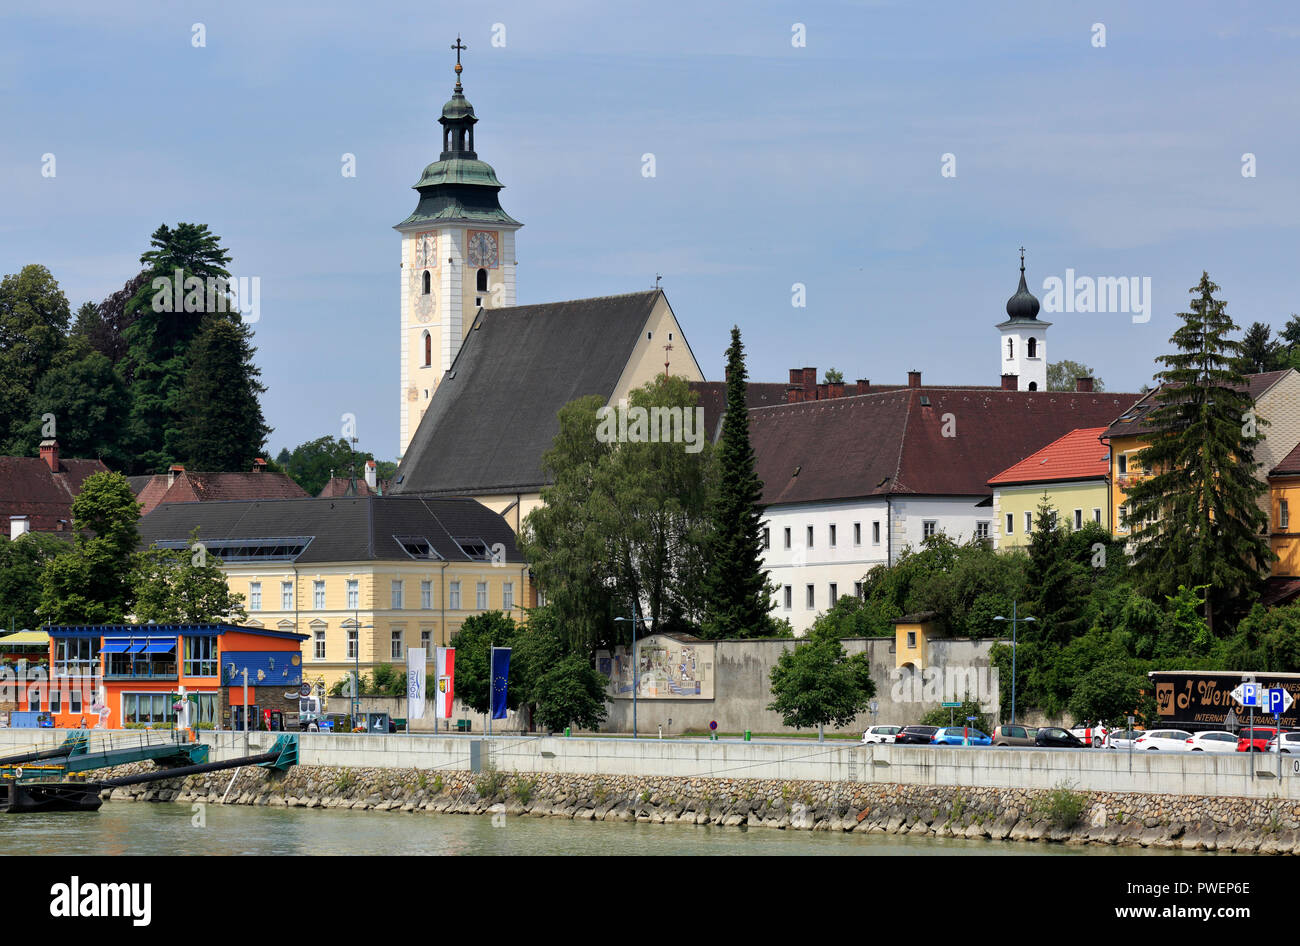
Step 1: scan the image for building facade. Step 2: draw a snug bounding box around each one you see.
[988,426,1111,549]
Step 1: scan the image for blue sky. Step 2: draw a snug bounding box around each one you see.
[3,1,1299,461]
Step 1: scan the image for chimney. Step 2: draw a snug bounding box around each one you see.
[10,516,30,540]
[365,459,378,491]
[1075,376,1094,393]
[167,464,185,487]
[39,439,59,473]
[816,383,829,400]
[786,386,804,404]
[1001,374,1018,391]
[802,367,817,397]
[828,381,845,399]
[907,370,922,389]
[856,379,870,394]
[789,368,803,386]
[251,457,267,472]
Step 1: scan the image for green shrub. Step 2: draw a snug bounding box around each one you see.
[511,777,536,805]
[475,762,506,798]
[334,770,355,792]
[431,774,444,794]
[1035,781,1086,829]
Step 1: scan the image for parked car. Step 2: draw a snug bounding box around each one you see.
[1133,729,1193,750]
[1265,731,1300,753]
[1237,727,1278,752]
[1182,731,1239,753]
[1035,726,1084,748]
[861,725,901,744]
[991,724,1036,747]
[932,727,991,746]
[894,725,940,745]
[1068,723,1109,748]
[1104,729,1142,749]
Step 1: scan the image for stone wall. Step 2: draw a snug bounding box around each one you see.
[96,762,1300,852]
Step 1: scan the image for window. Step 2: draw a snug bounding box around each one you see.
[854,581,863,598]
[1007,338,1014,359]
[50,686,60,714]
[249,582,261,611]
[70,687,82,714]
[183,636,217,677]
[392,580,404,610]
[391,630,403,660]
[1027,381,1037,391]
[1283,500,1291,531]
[421,630,432,651]
[1027,337,1037,358]
[1005,513,1014,535]
[783,528,791,549]
[422,270,431,294]
[907,631,916,649]
[829,524,837,547]
[346,579,358,610]
[806,526,814,548]
[122,693,174,725]
[314,580,326,609]
[872,521,880,544]
[449,581,461,610]
[922,520,937,539]
[1074,509,1083,530]
[503,581,514,611]
[853,523,861,545]
[762,527,770,550]
[1093,508,1102,524]
[281,581,294,610]
[477,268,488,292]
[314,630,325,660]
[829,583,838,603]
[347,628,357,660]
[421,580,432,609]
[1024,512,1032,533]
[1118,454,1128,475]
[975,521,990,540]
[423,331,432,367]
[783,586,792,610]
[806,584,814,609]
[476,582,488,610]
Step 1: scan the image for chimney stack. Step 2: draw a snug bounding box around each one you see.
[816,383,829,400]
[828,381,845,399]
[907,370,922,389]
[9,515,30,540]
[365,459,378,491]
[1001,374,1018,391]
[802,367,817,397]
[39,439,59,473]
[168,464,185,487]
[856,379,870,394]
[789,368,803,386]
[786,386,804,404]
[251,458,267,473]
[1075,376,1094,393]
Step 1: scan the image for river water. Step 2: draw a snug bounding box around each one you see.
[0,802,1201,855]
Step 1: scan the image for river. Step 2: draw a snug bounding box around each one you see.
[0,802,1205,855]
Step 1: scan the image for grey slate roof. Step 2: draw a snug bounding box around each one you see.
[137,496,523,564]
[394,290,666,497]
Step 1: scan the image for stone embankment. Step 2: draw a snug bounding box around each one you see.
[95,761,1300,852]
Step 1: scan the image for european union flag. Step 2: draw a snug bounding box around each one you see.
[491,647,512,720]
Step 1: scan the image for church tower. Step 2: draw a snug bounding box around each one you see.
[996,248,1049,391]
[395,39,522,457]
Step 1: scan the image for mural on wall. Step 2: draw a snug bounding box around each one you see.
[596,634,714,700]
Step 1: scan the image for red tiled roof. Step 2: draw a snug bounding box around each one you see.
[751,388,1142,505]
[0,456,110,531]
[132,471,308,515]
[988,427,1110,486]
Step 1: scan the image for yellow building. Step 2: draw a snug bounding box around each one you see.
[988,427,1111,548]
[1269,443,1300,578]
[893,612,938,671]
[138,496,530,689]
[1102,369,1300,538]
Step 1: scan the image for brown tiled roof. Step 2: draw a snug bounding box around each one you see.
[1271,441,1300,477]
[751,387,1142,505]
[691,381,917,441]
[1103,370,1292,440]
[0,456,110,531]
[1261,577,1300,608]
[132,471,308,516]
[316,476,394,498]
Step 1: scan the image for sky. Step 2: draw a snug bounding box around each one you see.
[2,1,1299,462]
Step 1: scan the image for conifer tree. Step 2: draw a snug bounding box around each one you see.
[699,326,776,638]
[1124,272,1271,632]
[175,317,269,471]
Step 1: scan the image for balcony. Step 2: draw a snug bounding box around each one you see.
[52,659,100,678]
[103,660,178,681]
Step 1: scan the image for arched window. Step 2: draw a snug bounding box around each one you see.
[476,268,488,292]
[423,331,432,366]
[422,271,431,295]
[1028,381,1038,391]
[1027,337,1037,358]
[1007,338,1014,359]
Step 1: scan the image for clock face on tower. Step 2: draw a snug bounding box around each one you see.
[414,232,436,269]
[466,230,499,268]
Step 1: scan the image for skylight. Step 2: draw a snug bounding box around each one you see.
[395,536,443,560]
[154,537,312,562]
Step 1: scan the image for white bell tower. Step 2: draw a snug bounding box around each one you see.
[996,248,1050,392]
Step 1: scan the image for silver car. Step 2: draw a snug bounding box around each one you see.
[1266,731,1300,754]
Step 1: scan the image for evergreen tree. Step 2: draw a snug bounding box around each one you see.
[174,317,270,470]
[0,265,71,450]
[1124,272,1271,632]
[699,327,777,638]
[1025,495,1088,646]
[1237,320,1284,373]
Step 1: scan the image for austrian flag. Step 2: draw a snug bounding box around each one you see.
[434,647,455,719]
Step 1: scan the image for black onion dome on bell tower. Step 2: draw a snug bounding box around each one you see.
[1005,247,1040,321]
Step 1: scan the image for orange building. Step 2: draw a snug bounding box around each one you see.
[22,623,306,729]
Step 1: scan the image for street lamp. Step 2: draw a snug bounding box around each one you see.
[614,601,640,739]
[993,603,1036,726]
[347,611,375,730]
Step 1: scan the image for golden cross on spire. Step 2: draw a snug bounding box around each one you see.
[451,36,467,88]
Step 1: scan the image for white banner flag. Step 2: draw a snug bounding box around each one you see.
[407,648,427,720]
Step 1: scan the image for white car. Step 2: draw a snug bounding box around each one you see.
[1104,729,1142,749]
[1182,731,1239,753]
[1265,732,1300,753]
[862,726,901,744]
[1068,723,1109,748]
[1132,729,1193,750]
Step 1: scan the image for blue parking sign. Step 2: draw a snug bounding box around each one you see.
[1243,683,1257,707]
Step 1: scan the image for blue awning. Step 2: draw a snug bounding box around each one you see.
[127,643,149,654]
[100,641,131,653]
[143,641,175,654]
